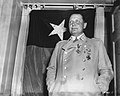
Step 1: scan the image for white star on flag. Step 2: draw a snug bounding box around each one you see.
[49,19,66,40]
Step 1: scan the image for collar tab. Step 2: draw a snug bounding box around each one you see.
[70,33,86,41]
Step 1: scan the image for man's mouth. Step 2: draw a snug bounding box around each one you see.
[72,28,78,31]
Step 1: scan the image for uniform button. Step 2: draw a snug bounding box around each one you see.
[63,75,67,79]
[84,51,86,53]
[64,51,67,54]
[64,59,67,61]
[82,68,85,71]
[83,59,86,62]
[84,45,87,48]
[64,67,67,69]
[81,77,84,80]
[62,76,67,84]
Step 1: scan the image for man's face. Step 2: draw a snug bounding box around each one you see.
[69,14,86,36]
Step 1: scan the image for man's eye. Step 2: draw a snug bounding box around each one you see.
[76,21,80,24]
[76,20,83,24]
[69,21,82,25]
[69,21,73,25]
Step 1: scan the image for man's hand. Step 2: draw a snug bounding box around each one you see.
[96,77,109,94]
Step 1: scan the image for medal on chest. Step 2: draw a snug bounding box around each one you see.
[84,45,92,60]
[76,44,82,54]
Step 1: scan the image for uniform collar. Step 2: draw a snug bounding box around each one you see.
[62,33,87,51]
[69,33,86,42]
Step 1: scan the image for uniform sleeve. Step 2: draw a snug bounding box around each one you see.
[97,40,113,93]
[46,42,59,92]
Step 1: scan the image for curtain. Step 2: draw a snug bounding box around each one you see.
[11,6,31,96]
[94,7,115,95]
[105,10,114,96]
[114,9,120,96]
[94,7,105,43]
[23,46,53,96]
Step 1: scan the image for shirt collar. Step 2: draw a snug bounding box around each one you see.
[62,33,87,51]
[69,33,86,41]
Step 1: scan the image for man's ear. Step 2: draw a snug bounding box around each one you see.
[84,23,87,29]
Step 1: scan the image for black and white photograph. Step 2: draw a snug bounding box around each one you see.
[0,0,120,96]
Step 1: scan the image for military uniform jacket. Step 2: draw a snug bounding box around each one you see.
[46,34,113,96]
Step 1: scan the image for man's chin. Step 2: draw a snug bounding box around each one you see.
[71,32,83,36]
[71,33,78,36]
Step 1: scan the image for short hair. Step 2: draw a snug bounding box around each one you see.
[69,12,86,22]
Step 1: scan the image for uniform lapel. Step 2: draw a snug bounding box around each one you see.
[62,39,75,51]
[62,33,88,51]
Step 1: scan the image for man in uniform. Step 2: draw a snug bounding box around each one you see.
[46,13,113,96]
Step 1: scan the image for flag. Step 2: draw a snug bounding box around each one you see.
[23,9,95,96]
[27,9,95,48]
